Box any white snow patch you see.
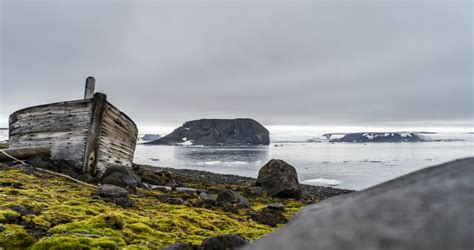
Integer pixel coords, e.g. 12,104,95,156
302,178,343,186
197,161,222,165
197,161,250,166
180,140,194,146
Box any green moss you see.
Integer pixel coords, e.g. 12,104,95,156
31,235,124,250
0,209,20,223
0,167,306,249
0,224,37,248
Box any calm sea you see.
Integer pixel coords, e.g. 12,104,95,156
1,127,472,190
134,126,473,190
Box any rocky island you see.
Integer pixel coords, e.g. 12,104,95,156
326,132,430,143
141,134,161,142
145,119,270,146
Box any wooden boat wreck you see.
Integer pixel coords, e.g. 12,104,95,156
8,77,138,176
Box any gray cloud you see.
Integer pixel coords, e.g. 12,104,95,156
1,1,472,129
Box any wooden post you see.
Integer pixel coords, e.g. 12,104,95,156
0,146,51,162
84,77,95,99
83,92,107,175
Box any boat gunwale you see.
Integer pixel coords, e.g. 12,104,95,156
8,93,138,132
9,98,93,118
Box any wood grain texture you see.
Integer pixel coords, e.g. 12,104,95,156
83,93,107,175
8,93,137,176
95,102,138,176
84,76,96,99
8,99,93,169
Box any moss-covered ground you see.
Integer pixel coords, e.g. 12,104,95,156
0,167,305,249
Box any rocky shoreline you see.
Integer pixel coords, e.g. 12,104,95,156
0,155,353,249
1,153,471,249
137,164,353,201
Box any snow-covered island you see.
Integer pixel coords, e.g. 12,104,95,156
325,132,431,143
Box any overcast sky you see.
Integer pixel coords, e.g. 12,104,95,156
0,1,472,130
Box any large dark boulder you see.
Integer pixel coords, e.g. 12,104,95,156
200,234,249,250
244,158,474,250
256,159,302,199
145,119,270,146
100,165,141,189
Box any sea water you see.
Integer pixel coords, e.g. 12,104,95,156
1,127,472,191
134,127,473,191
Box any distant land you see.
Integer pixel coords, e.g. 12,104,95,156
327,132,430,143
146,118,270,146
141,134,161,142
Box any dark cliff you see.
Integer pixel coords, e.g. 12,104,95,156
146,119,270,146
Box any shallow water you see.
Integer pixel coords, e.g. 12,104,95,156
134,134,473,190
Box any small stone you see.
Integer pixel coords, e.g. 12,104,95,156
27,155,56,170
249,186,264,196
8,205,34,216
162,242,194,250
92,184,133,207
158,196,185,205
200,234,248,250
93,184,128,198
199,192,217,203
266,203,285,212
250,207,288,227
216,189,250,208
100,165,141,189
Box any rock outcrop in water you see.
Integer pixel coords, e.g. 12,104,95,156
146,119,270,146
329,132,429,143
141,134,161,141
244,158,474,250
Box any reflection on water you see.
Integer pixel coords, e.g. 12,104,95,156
135,145,270,177
173,146,269,164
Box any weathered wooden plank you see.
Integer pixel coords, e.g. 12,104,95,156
98,131,136,150
84,77,96,99
83,93,107,175
0,146,51,162
10,140,86,165
96,138,134,156
94,101,138,176
11,109,92,124
96,157,131,166
99,120,135,140
101,113,138,138
8,99,90,171
9,131,88,142
98,135,136,152
103,104,138,134
10,112,91,128
10,100,92,122
10,119,90,135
